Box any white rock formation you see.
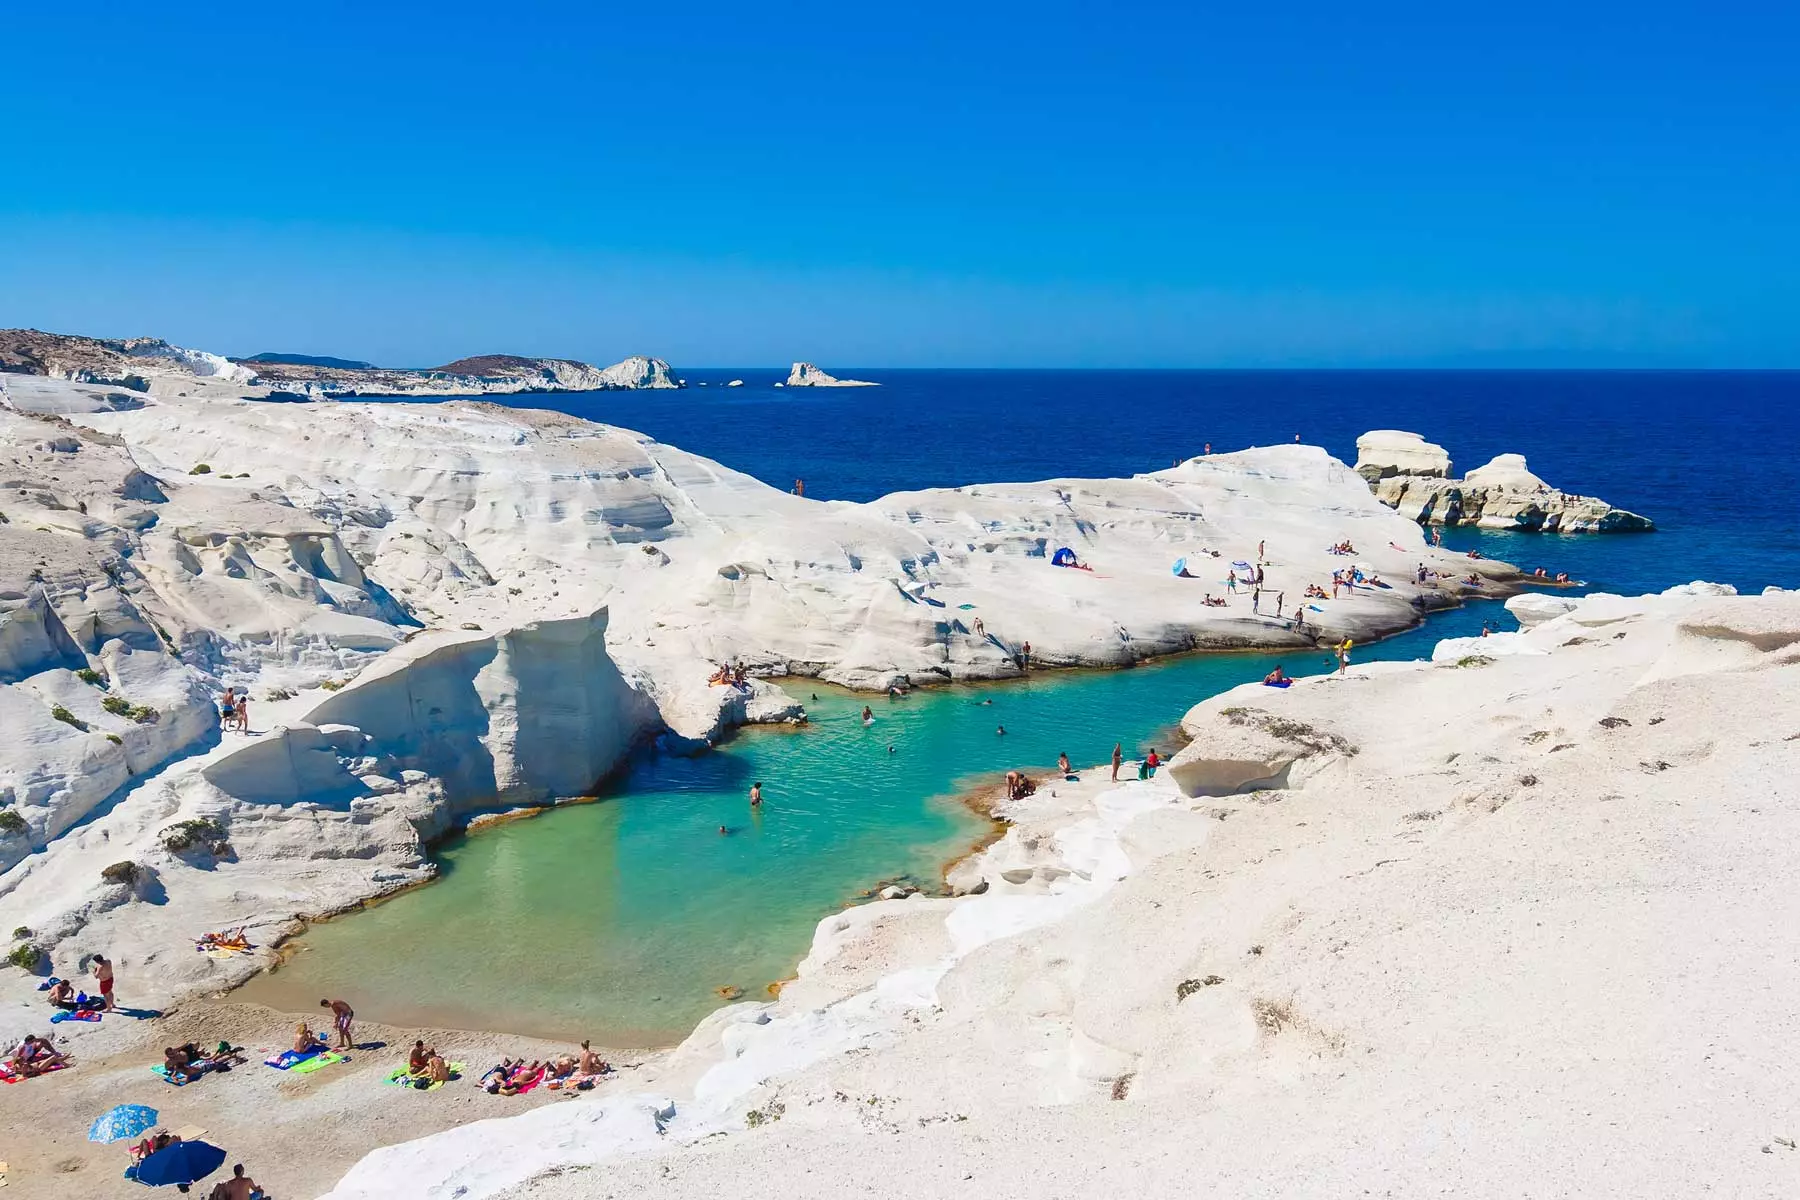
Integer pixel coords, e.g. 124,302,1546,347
594,354,680,390
784,362,877,387
1354,429,1451,479
1358,429,1654,532
1,328,683,400
320,586,1800,1200
0,378,1519,1013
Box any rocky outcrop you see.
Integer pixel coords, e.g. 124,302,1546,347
1354,430,1451,480
785,362,877,388
1357,430,1654,533
1,328,684,400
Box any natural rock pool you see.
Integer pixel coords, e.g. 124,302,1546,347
238,594,1506,1045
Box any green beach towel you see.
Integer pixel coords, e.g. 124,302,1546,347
290,1051,348,1075
384,1062,464,1091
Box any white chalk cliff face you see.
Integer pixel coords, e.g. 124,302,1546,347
319,586,1800,1200
784,361,877,387
0,378,1516,1017
1357,428,1654,532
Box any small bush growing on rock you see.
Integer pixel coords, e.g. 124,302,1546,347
0,809,27,837
743,1100,786,1128
76,667,105,686
129,704,159,724
102,695,132,716
189,462,212,474
49,705,86,730
319,680,345,691
105,733,123,746
100,860,140,886
4,943,40,971
1453,655,1494,669
10,926,29,940
161,817,227,853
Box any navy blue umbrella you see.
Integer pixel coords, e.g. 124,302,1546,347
136,1140,227,1188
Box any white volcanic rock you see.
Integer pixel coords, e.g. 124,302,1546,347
1462,452,1546,490
1505,592,1579,628
1354,429,1451,479
1360,430,1654,533
785,362,877,387
321,587,1800,1200
0,378,1520,1012
596,354,680,390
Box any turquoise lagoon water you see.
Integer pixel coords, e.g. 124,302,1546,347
241,599,1507,1045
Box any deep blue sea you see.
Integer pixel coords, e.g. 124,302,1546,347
509,369,1799,595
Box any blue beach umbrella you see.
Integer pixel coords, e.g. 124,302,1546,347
88,1103,159,1143
136,1140,227,1188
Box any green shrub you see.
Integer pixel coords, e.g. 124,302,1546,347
76,668,105,686
161,817,227,853
1453,655,1494,669
10,926,29,940
319,680,345,691
105,734,123,746
100,860,140,886
0,809,27,837
129,704,159,724
50,705,86,730
102,695,131,716
4,943,40,971
189,462,212,474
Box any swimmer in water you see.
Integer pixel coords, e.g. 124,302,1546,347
888,744,896,754
749,781,762,807
718,825,729,835
862,705,874,724
996,725,1006,736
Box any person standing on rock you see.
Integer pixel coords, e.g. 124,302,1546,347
219,687,235,729
793,479,805,497
1227,570,1238,594
91,953,115,1011
320,997,355,1050
1252,587,1261,615
1111,743,1123,781
1257,540,1266,563
1019,641,1031,670
234,694,249,734
1275,591,1285,618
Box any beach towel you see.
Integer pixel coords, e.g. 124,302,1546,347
151,1065,189,1086
264,1043,328,1070
50,1008,101,1023
546,1071,606,1091
290,1051,348,1075
384,1062,464,1091
35,976,60,991
508,1067,546,1095
0,1060,67,1084
1263,679,1293,688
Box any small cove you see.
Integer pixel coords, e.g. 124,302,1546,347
239,595,1510,1044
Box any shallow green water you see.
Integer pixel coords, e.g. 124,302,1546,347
240,600,1503,1044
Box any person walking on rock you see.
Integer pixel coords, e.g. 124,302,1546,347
321,997,355,1049
1111,742,1123,782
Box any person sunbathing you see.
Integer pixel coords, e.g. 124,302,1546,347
10,1035,65,1075
482,1058,519,1091
130,1131,181,1161
163,1046,196,1083
577,1040,604,1075
427,1054,451,1084
1264,665,1288,685
496,1060,543,1095
409,1040,435,1074
293,1022,321,1054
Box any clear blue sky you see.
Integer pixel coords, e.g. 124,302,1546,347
2,1,1795,367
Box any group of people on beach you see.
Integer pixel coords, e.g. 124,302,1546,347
480,1039,611,1095
218,687,250,733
